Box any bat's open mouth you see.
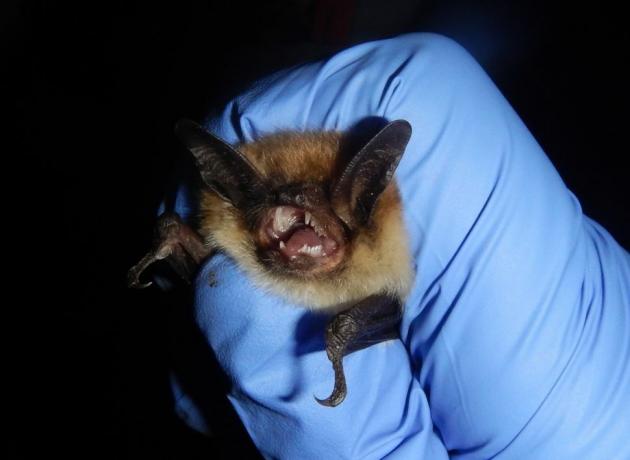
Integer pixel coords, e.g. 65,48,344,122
258,205,346,274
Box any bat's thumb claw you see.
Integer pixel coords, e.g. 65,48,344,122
314,355,347,407
127,267,152,289
314,391,346,407
132,279,153,289
127,251,161,289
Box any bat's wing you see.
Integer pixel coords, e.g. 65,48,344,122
127,212,211,289
316,296,403,407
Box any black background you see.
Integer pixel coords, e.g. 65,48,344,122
11,1,628,458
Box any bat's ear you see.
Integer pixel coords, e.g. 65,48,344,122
175,119,268,209
331,119,412,228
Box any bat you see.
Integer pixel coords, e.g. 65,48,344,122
128,119,414,406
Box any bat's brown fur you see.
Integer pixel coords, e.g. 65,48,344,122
198,131,413,311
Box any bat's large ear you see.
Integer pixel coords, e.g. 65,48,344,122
331,120,412,228
175,119,268,209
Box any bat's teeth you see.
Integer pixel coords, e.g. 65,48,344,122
310,245,323,256
305,211,311,225
273,207,283,232
274,207,298,233
286,216,297,230
298,244,323,256
279,241,286,250
306,215,324,237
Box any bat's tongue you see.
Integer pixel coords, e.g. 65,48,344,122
282,227,337,259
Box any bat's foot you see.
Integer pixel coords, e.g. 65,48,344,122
127,212,210,288
316,296,402,407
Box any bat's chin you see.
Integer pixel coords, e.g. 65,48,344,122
257,205,347,276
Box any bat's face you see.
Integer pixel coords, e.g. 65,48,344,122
176,119,412,283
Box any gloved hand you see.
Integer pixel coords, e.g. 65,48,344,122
168,33,630,459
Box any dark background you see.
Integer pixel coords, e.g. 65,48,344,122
11,0,628,458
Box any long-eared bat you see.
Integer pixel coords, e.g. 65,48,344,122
128,119,414,406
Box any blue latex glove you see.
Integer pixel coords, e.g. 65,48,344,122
167,34,630,458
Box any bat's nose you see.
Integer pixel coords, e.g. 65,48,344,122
277,183,326,208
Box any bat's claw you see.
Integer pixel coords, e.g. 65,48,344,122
314,387,346,407
127,264,153,289
315,297,402,407
127,213,210,290
127,270,153,289
315,356,347,407
127,249,164,289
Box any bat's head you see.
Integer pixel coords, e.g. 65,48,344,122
175,119,413,308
